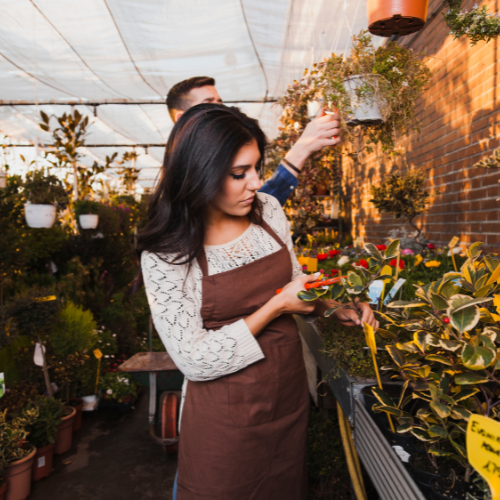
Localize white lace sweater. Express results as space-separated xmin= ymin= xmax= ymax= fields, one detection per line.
xmin=142 ymin=193 xmax=303 ymax=386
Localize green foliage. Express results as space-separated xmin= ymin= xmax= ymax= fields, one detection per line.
xmin=0 ymin=406 xmax=38 ymax=471
xmin=51 ymin=301 xmax=96 ymax=358
xmin=99 ymin=371 xmax=137 ymax=402
xmin=73 ymin=199 xmax=101 ymax=216
xmin=370 ymin=170 xmax=433 ymax=239
xmin=24 ymin=395 xmax=64 ymax=448
xmin=444 ymin=1 xmax=500 ymax=45
xmin=23 ymin=168 xmax=69 ymax=206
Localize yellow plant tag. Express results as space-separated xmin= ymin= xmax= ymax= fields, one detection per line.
xmin=381 ymin=265 xmax=393 ymax=284
xmin=449 ymin=236 xmax=460 ymax=248
xmin=93 ymin=349 xmax=103 ymax=359
xmin=307 ymin=258 xmax=318 ymax=273
xmin=364 ymin=322 xmax=377 ymax=353
xmin=35 ymin=295 xmax=56 ymax=302
xmin=467 ymin=414 xmax=500 ymax=500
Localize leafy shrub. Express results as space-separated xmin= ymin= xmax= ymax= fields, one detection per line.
xmin=23 ymin=168 xmax=69 ymax=206
xmin=24 ymin=395 xmax=64 ymax=448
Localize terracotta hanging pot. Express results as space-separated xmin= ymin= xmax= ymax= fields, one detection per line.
xmin=3 ymin=445 xmax=36 ymax=500
xmin=70 ymin=398 xmax=84 ymax=432
xmin=367 ymin=0 xmax=429 ymax=37
xmin=54 ymin=406 xmax=76 ymax=455
xmin=31 ymin=443 xmax=55 ymax=482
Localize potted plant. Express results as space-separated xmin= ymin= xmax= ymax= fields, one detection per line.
xmin=0 ymin=407 xmax=38 ymax=500
xmin=73 ymin=200 xmax=100 ymax=230
xmin=367 ymin=242 xmax=500 ymax=498
xmin=98 ymin=371 xmax=138 ymax=413
xmin=24 ymin=396 xmax=63 ymax=481
xmin=367 ymin=0 xmax=429 ymax=37
xmin=50 ymin=301 xmax=95 ymax=430
xmin=23 ymin=169 xmax=69 ymax=228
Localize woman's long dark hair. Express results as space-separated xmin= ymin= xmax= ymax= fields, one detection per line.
xmin=136 ymin=103 xmax=267 ymax=271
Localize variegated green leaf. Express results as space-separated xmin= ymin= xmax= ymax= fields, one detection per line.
xmin=447 ymin=294 xmax=481 ymax=333
xmin=439 ymin=339 xmax=462 ymax=352
xmin=430 ymin=401 xmax=451 ymax=418
xmin=385 ymin=240 xmax=400 ymax=259
xmin=397 ymin=342 xmax=420 ymax=353
xmin=429 ymin=448 xmax=455 ymax=457
xmin=397 ymin=423 xmax=412 ymax=434
xmin=411 ymin=428 xmax=433 ymax=441
xmin=428 ymin=425 xmax=448 ymax=439
xmin=467 ymin=241 xmax=483 ymax=259
xmin=425 ymin=354 xmax=453 ymax=366
xmin=450 ymin=406 xmax=471 ymax=421
xmin=453 ymin=388 xmax=479 ymax=403
xmin=388 ymin=300 xmax=427 ymax=308
xmin=297 ymin=290 xmax=319 ymax=302
xmin=364 ymin=243 xmax=384 ymax=262
xmin=462 ymin=343 xmax=496 ymax=370
xmin=376 ymin=328 xmax=397 ymax=340
xmin=371 ymin=387 xmax=394 ymax=407
xmin=455 ymin=373 xmax=489 ymax=385
xmin=430 ymin=292 xmax=449 ymax=310
xmin=386 ymin=345 xmax=406 ymax=368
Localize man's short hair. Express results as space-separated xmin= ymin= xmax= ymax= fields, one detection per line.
xmin=166 ymin=76 xmax=216 ymax=121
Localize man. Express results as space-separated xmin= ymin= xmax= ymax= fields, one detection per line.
xmin=166 ymin=76 xmax=341 ymax=206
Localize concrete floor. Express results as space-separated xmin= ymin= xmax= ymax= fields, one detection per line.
xmin=30 ymin=390 xmax=177 ymax=500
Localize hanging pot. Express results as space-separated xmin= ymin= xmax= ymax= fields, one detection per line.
xmin=70 ymin=398 xmax=84 ymax=432
xmin=3 ymin=445 xmax=36 ymax=500
xmin=79 ymin=214 xmax=99 ymax=229
xmin=367 ymin=0 xmax=429 ymax=37
xmin=24 ymin=204 xmax=56 ymax=228
xmin=31 ymin=443 xmax=54 ymax=482
xmin=0 ymin=171 xmax=6 ymax=189
xmin=54 ymin=406 xmax=76 ymax=455
xmin=344 ymin=76 xmax=384 ymax=126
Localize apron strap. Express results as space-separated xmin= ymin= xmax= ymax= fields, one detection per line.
xmin=196 ymin=217 xmax=285 ymax=277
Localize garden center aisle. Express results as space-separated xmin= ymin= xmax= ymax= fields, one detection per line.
xmin=29 ymin=390 xmax=177 ymax=500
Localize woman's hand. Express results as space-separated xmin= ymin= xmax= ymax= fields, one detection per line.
xmin=273 ymin=274 xmax=319 ymax=315
xmin=330 ymin=301 xmax=379 ymax=328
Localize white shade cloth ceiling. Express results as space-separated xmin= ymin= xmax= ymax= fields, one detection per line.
xmin=0 ymin=0 xmax=375 ymax=186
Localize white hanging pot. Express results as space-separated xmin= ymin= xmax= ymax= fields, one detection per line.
xmin=79 ymin=214 xmax=99 ymax=229
xmin=0 ymin=171 xmax=6 ymax=189
xmin=307 ymin=100 xmax=323 ymax=119
xmin=344 ymin=76 xmax=384 ymax=126
xmin=24 ymin=204 xmax=57 ymax=228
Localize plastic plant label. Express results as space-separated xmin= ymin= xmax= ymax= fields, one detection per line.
xmin=392 ymin=445 xmax=410 ymax=463
xmin=467 ymin=413 xmax=500 ymax=500
xmin=384 ymin=278 xmax=406 ymax=304
xmin=93 ymin=349 xmax=103 ymax=359
xmin=354 ymin=237 xmax=364 ymax=247
xmin=0 ymin=372 xmax=4 ymax=398
xmin=307 ymin=258 xmax=318 ymax=273
xmin=363 ymin=322 xmax=377 ymax=353
xmin=34 ymin=343 xmax=46 ymax=367
xmin=368 ymin=280 xmax=385 ymax=304
xmin=38 ymin=456 xmax=45 ymax=468
xmin=449 ymin=236 xmax=460 ymax=248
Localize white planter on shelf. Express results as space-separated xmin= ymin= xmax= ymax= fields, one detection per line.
xmin=79 ymin=214 xmax=99 ymax=229
xmin=24 ymin=204 xmax=57 ymax=228
xmin=344 ymin=76 xmax=384 ymax=126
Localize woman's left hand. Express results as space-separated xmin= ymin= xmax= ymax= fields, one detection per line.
xmin=330 ymin=301 xmax=379 ymax=329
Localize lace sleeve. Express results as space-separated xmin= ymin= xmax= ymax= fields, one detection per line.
xmin=141 ymin=251 xmax=265 ymax=381
xmin=258 ymin=193 xmax=304 ymax=281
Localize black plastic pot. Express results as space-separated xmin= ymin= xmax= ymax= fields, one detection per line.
xmin=409 ymin=454 xmax=453 ymax=499
xmin=430 ymin=476 xmax=471 ymax=500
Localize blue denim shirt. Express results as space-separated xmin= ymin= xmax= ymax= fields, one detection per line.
xmin=259 ymin=163 xmax=298 ymax=206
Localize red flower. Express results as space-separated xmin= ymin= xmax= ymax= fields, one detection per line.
xmin=389 ymin=259 xmax=405 ymax=269
xmin=357 ymin=259 xmax=369 ymax=269
xmin=330 ymin=269 xmax=339 ymax=275
xmin=329 ymin=249 xmax=341 ymax=257
xmin=317 ymin=253 xmax=328 ymax=261
xmin=427 ymin=244 xmax=436 ymax=250
xmin=376 ymin=244 xmax=387 ymax=251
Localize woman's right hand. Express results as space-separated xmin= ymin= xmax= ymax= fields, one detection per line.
xmin=272 ymin=274 xmax=319 ymax=315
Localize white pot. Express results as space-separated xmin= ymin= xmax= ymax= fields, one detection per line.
xmin=0 ymin=171 xmax=6 ymax=189
xmin=344 ymin=76 xmax=383 ymax=126
xmin=307 ymin=100 xmax=323 ymax=119
xmin=81 ymin=394 xmax=98 ymax=411
xmin=79 ymin=214 xmax=99 ymax=229
xmin=24 ymin=204 xmax=57 ymax=228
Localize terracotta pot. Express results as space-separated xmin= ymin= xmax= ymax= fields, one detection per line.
xmin=70 ymin=398 xmax=84 ymax=432
xmin=31 ymin=443 xmax=54 ymax=482
xmin=54 ymin=406 xmax=76 ymax=455
xmin=367 ymin=0 xmax=429 ymax=37
xmin=0 ymin=480 xmax=6 ymax=500
xmin=4 ymin=445 xmax=36 ymax=500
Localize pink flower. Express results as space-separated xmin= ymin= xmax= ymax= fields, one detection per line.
xmin=401 ymin=249 xmax=414 ymax=255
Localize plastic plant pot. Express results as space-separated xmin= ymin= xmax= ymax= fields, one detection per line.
xmin=344 ymin=76 xmax=384 ymax=126
xmin=3 ymin=445 xmax=36 ymax=500
xmin=408 ymin=453 xmax=457 ymax=498
xmin=24 ymin=204 xmax=56 ymax=228
xmin=79 ymin=214 xmax=99 ymax=229
xmin=367 ymin=0 xmax=429 ymax=37
xmin=32 ymin=443 xmax=54 ymax=482
xmin=54 ymin=406 xmax=76 ymax=455
xmin=69 ymin=398 xmax=84 ymax=431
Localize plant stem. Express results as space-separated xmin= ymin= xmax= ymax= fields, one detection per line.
xmin=37 ymin=333 xmax=53 ymax=398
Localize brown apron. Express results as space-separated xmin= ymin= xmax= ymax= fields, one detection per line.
xmin=177 ymin=219 xmax=309 ymax=500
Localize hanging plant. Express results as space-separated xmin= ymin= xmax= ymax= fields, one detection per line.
xmin=266 ymin=32 xmax=432 ymax=237
xmin=444 ymin=0 xmax=500 ymax=45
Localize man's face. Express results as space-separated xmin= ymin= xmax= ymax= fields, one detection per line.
xmin=174 ymin=85 xmax=222 ymax=122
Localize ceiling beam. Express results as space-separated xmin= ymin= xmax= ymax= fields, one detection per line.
xmin=0 ymin=99 xmax=277 ymax=106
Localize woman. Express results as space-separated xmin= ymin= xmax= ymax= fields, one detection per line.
xmin=137 ymin=104 xmax=378 ymax=500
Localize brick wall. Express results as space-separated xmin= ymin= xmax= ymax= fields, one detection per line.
xmin=341 ymin=0 xmax=500 ymax=249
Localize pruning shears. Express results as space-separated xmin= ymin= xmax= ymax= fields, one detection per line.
xmin=276 ymin=276 xmax=345 ymax=295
